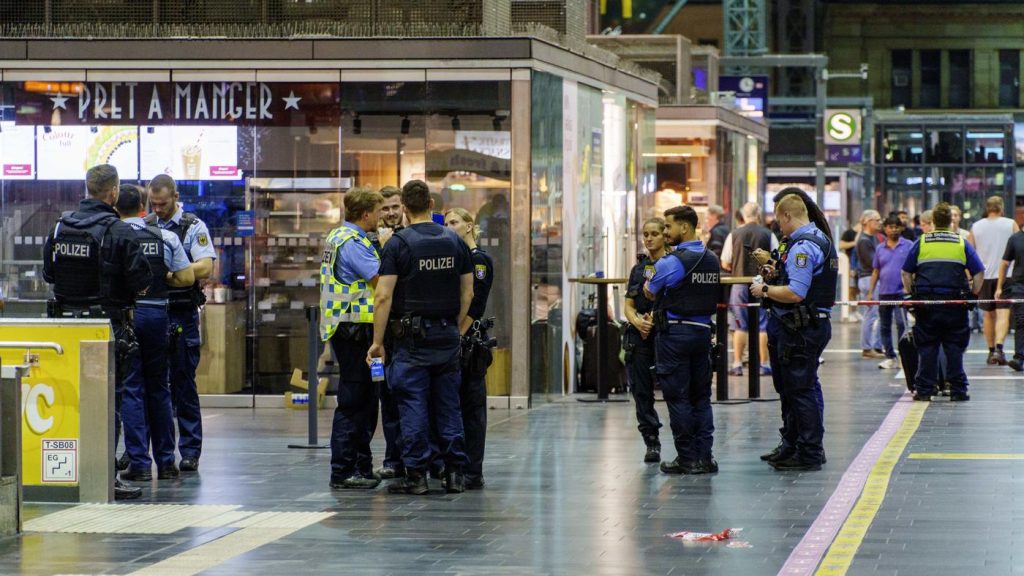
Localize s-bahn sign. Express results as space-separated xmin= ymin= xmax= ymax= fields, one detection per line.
xmin=824 ymin=109 xmax=862 ymax=145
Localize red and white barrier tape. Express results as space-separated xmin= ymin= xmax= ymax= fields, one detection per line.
xmin=719 ymin=298 xmax=1024 ymax=309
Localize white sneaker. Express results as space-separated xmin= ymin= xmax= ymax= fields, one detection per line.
xmin=878 ymin=358 xmax=897 ymax=369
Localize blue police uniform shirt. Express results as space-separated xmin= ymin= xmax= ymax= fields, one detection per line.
xmin=125 ymin=216 xmax=192 ymax=306
xmin=333 ymin=221 xmax=380 ymax=284
xmin=647 ymin=239 xmax=712 ymax=324
xmin=155 ymin=205 xmax=218 ymax=263
xmin=782 ymin=222 xmax=832 ymax=313
xmin=901 ymin=231 xmax=985 ymax=284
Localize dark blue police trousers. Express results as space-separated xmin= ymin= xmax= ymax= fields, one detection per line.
xmin=626 ymin=332 xmax=661 ymax=442
xmin=168 ymin=307 xmax=203 ymax=460
xmin=328 ymin=333 xmax=378 ymax=480
xmin=387 ymin=323 xmax=468 ymax=472
xmin=766 ymin=315 xmax=829 ymax=464
xmin=913 ymin=305 xmax=970 ymax=396
xmin=655 ymin=323 xmax=714 ymax=463
xmin=122 ymin=304 xmax=176 ymax=471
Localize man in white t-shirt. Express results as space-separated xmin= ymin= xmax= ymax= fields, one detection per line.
xmin=970 ymin=195 xmax=1020 ymax=365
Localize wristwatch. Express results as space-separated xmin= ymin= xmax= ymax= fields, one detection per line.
xmin=760 ymin=284 xmax=770 ymax=298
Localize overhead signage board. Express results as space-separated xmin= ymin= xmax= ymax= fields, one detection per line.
xmin=140 ymin=125 xmax=239 ymax=181
xmin=718 ymin=75 xmax=769 ymax=119
xmin=825 ymin=109 xmax=862 ymax=145
xmin=1 ymin=125 xmax=36 ymax=179
xmin=36 ymin=126 xmax=139 ymax=181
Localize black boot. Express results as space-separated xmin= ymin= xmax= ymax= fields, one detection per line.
xmin=388 ymin=470 xmax=429 ymax=495
xmin=643 ymin=435 xmax=661 ymax=463
xmin=443 ymin=468 xmax=465 ymax=494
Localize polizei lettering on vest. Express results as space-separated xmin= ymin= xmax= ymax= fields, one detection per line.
xmin=690 ymin=272 xmax=719 ymax=284
xmin=141 ymin=241 xmax=160 ymax=256
xmin=54 ymin=242 xmax=90 ymax=257
xmin=419 ymin=257 xmax=455 ymax=271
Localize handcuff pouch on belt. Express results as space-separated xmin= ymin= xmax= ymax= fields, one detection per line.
xmin=461 ymin=317 xmax=496 ymax=377
xmin=652 ymin=309 xmax=669 ymax=333
xmin=389 ymin=314 xmax=426 ymax=340
xmin=779 ymin=304 xmax=819 ymax=332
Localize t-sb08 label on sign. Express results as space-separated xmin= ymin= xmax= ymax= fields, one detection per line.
xmin=41 ymin=439 xmax=78 ymax=483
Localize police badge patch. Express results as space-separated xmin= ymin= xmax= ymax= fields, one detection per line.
xmin=795 ymin=253 xmax=809 ymax=268
xmin=197 ymin=233 xmax=210 ymax=247
xmin=644 ymin=265 xmax=655 ymax=279
xmin=475 ymin=264 xmax=487 ymax=280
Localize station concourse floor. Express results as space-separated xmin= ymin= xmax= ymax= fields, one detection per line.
xmin=3 ymin=322 xmax=1024 ymax=576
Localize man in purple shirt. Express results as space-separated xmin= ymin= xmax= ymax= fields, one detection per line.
xmin=868 ymin=215 xmax=914 ymax=368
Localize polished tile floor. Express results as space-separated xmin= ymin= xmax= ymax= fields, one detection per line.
xmin=2 ymin=323 xmax=1023 ymax=575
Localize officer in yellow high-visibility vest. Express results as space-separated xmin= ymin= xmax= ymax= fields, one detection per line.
xmin=320 ymin=187 xmax=384 ymax=489
xmin=901 ymin=202 xmax=985 ymax=402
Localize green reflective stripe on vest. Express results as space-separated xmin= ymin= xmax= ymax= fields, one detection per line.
xmin=319 ymin=225 xmax=378 ymax=341
xmin=918 ymin=231 xmax=967 ymax=264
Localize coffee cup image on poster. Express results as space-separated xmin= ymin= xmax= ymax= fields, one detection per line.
xmin=36 ymin=126 xmax=139 ymax=180
xmin=140 ymin=126 xmax=239 ymax=180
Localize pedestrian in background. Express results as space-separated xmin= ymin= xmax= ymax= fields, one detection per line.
xmin=857 ymin=210 xmax=884 ymax=358
xmin=868 ymin=215 xmax=913 ymax=369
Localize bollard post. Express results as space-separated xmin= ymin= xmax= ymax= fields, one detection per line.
xmin=715 ymin=294 xmax=729 ymax=401
xmin=747 ymin=302 xmax=761 ymax=399
xmin=288 ymin=306 xmax=327 ymax=449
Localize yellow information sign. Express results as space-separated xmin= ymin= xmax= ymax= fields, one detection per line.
xmin=0 ymin=322 xmax=110 ymax=486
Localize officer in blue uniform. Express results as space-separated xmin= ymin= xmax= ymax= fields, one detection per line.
xmin=445 ymin=207 xmax=494 ymax=490
xmin=901 ymin=202 xmax=984 ymax=401
xmin=643 ymin=206 xmax=720 ymax=475
xmin=43 ymin=164 xmax=152 ymax=500
xmin=146 ymin=174 xmax=217 ymax=472
xmin=625 ymin=217 xmax=666 ymax=463
xmin=115 ymin=185 xmax=194 ymax=482
xmin=321 ymin=187 xmax=384 ymax=489
xmin=752 ymin=192 xmax=837 ymax=471
xmin=368 ymin=180 xmax=474 ymax=495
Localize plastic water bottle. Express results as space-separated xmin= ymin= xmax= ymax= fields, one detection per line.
xmin=370 ymin=358 xmax=385 ymax=382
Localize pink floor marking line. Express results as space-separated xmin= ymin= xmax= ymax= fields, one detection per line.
xmin=777 ymin=392 xmax=913 ymax=576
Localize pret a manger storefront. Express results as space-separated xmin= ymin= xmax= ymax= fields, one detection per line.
xmin=0 ymin=38 xmax=658 ymax=407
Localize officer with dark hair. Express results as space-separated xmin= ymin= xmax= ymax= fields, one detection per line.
xmin=368 ymin=179 xmax=474 ymax=495
xmin=115 ymin=185 xmax=194 ymax=483
xmin=42 ymin=164 xmax=153 ymax=500
xmin=752 ymin=192 xmax=837 ymax=471
xmin=625 ymin=217 xmax=666 ymax=463
xmin=146 ymin=174 xmax=217 ymax=473
xmin=901 ymin=202 xmax=984 ymax=401
xmin=643 ymin=205 xmax=721 ymax=475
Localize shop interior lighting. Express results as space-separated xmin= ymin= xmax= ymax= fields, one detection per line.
xmin=451 ymin=115 xmax=461 ymax=131
xmin=353 ymin=115 xmax=362 ymax=135
xmin=401 ymin=116 xmax=410 ymax=135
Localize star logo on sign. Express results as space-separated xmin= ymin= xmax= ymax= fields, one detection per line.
xmin=50 ymin=92 xmax=69 ymax=110
xmin=282 ymin=91 xmax=302 ymax=111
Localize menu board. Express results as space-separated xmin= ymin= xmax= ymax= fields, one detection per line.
xmin=36 ymin=126 xmax=139 ymax=181
xmin=140 ymin=126 xmax=239 ymax=181
xmin=0 ymin=125 xmax=36 ymax=179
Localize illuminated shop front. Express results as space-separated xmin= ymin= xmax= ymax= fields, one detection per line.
xmin=0 ymin=38 xmax=657 ymax=406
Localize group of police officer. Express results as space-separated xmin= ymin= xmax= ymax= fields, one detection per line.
xmin=624 ymin=189 xmax=983 ymax=474
xmin=43 ymin=165 xmax=214 ymax=499
xmin=319 ymin=180 xmax=495 ymax=495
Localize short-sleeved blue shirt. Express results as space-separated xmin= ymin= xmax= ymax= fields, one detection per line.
xmin=333 ymin=222 xmax=380 ymax=284
xmin=125 ymin=216 xmax=192 ymax=305
xmin=783 ymin=223 xmax=831 ymax=312
xmin=155 ymin=205 xmax=218 ymax=262
xmin=647 ymin=239 xmax=712 ymax=323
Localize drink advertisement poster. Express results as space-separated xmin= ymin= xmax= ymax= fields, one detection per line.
xmin=140 ymin=125 xmax=239 ymax=180
xmin=36 ymin=126 xmax=139 ymax=181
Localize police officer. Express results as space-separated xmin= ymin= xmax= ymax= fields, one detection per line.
xmin=146 ymin=174 xmax=217 ymax=472
xmin=901 ymin=202 xmax=984 ymax=401
xmin=624 ymin=217 xmax=666 ymax=463
xmin=751 ymin=192 xmax=837 ymax=471
xmin=445 ymin=207 xmax=494 ymax=489
xmin=368 ymin=180 xmax=474 ymax=495
xmin=373 ymin=185 xmax=404 ymax=480
xmin=643 ymin=206 xmax=720 ymax=475
xmin=115 ymin=185 xmax=194 ymax=482
xmin=321 ymin=187 xmax=384 ymax=489
xmin=42 ymin=164 xmax=153 ymax=500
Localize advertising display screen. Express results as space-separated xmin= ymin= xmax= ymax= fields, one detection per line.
xmin=36 ymin=126 xmax=139 ymax=181
xmin=0 ymin=125 xmax=36 ymax=179
xmin=140 ymin=125 xmax=239 ymax=180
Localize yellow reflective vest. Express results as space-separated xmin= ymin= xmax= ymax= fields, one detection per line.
xmin=319 ymin=225 xmax=378 ymax=341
